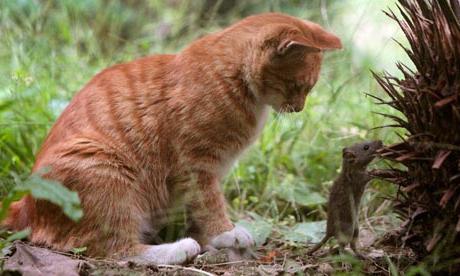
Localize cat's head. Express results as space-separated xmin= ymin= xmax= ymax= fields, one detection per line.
xmin=243 ymin=14 xmax=342 ymax=113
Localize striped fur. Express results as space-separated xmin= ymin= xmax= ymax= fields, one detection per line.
xmin=3 ymin=13 xmax=341 ymax=260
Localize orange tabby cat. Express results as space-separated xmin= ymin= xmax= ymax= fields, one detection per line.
xmin=4 ymin=13 xmax=341 ymax=264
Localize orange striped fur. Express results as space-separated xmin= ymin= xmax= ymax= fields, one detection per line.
xmin=4 ymin=13 xmax=341 ymax=261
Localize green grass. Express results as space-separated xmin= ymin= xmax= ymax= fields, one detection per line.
xmin=1 ymin=0 xmax=407 ymax=250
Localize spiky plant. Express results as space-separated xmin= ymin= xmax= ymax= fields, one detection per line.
xmin=372 ymin=0 xmax=460 ymax=272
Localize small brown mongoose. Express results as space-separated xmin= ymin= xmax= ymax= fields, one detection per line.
xmin=307 ymin=140 xmax=383 ymax=256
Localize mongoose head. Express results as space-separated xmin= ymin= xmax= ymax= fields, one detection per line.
xmin=342 ymin=140 xmax=383 ymax=169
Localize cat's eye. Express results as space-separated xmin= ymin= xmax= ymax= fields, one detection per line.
xmin=363 ymin=145 xmax=370 ymax=150
xmin=290 ymin=83 xmax=305 ymax=93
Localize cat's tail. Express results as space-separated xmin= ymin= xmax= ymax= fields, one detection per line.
xmin=1 ymin=196 xmax=32 ymax=231
xmin=307 ymin=235 xmax=330 ymax=255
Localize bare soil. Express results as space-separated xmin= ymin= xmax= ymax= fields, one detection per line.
xmin=2 ymin=231 xmax=417 ymax=276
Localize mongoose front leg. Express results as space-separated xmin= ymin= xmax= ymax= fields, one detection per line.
xmin=185 ymin=170 xmax=254 ymax=250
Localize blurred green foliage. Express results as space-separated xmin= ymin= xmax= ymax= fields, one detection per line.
xmin=0 ymin=0 xmax=407 ymax=237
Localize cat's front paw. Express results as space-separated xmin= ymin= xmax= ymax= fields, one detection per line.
xmin=133 ymin=238 xmax=201 ymax=265
xmin=210 ymin=225 xmax=255 ymax=249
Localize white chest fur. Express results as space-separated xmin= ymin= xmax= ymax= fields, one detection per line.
xmin=215 ymin=105 xmax=269 ymax=179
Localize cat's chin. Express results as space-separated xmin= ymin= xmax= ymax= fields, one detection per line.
xmin=272 ymin=105 xmax=304 ymax=113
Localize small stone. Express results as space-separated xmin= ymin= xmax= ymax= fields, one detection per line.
xmin=367 ymin=249 xmax=385 ymax=258
xmin=318 ymin=263 xmax=334 ymax=274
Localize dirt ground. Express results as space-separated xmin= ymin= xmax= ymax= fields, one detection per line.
xmin=2 ymin=230 xmax=417 ymax=276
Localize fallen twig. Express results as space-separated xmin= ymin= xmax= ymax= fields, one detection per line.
xmin=158 ymin=264 xmax=216 ymax=276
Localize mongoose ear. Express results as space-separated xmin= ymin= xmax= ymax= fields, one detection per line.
xmin=343 ymin=149 xmax=356 ymax=162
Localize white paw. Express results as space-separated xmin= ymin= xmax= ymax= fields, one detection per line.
xmin=136 ymin=238 xmax=201 ymax=265
xmin=170 ymin=238 xmax=201 ymax=264
xmin=210 ymin=225 xmax=255 ymax=249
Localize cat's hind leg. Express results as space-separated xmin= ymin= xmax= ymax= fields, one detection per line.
xmin=26 ymin=138 xmax=168 ymax=259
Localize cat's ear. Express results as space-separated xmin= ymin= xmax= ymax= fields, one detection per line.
xmin=277 ymin=37 xmax=320 ymax=56
xmin=276 ymin=31 xmax=341 ymax=56
xmin=312 ymin=30 xmax=342 ymax=51
xmin=304 ymin=21 xmax=342 ymax=50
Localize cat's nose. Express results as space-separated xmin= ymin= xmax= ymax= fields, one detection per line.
xmin=293 ymin=105 xmax=303 ymax=112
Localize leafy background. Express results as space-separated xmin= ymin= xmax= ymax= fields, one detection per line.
xmin=0 ymin=0 xmax=409 ymax=246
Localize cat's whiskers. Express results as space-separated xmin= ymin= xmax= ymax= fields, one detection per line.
xmin=269 ymin=109 xmax=292 ymax=136
xmin=270 ymin=111 xmax=284 ymax=132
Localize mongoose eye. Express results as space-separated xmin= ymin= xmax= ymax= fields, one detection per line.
xmin=363 ymin=145 xmax=370 ymax=150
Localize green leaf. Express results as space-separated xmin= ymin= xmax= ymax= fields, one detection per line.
xmin=0 ymin=99 xmax=14 ymax=112
xmin=71 ymin=246 xmax=87 ymax=255
xmin=275 ymin=174 xmax=327 ymax=207
xmin=236 ymin=218 xmax=272 ymax=246
xmin=276 ymin=183 xmax=327 ymax=207
xmin=282 ymin=220 xmax=326 ymax=244
xmin=16 ymin=172 xmax=83 ymax=221
xmin=0 ymin=229 xmax=31 ymax=257
xmin=6 ymin=228 xmax=31 ymax=243
xmin=0 ymin=189 xmax=28 ymax=221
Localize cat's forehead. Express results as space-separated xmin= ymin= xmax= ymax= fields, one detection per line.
xmin=236 ymin=13 xmax=342 ymax=50
xmin=238 ymin=13 xmax=311 ymax=30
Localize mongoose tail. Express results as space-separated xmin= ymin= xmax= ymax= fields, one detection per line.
xmin=307 ymin=234 xmax=331 ymax=255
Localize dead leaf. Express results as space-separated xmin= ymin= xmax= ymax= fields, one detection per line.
xmin=402 ymin=182 xmax=420 ymax=193
xmin=426 ymin=234 xmax=442 ymax=252
xmin=434 ymin=95 xmax=457 ymax=108
xmin=358 ymin=228 xmax=377 ymax=248
xmin=367 ymin=249 xmax=385 ymax=258
xmin=283 ymin=259 xmax=303 ymax=274
xmin=4 ymin=241 xmax=91 ymax=276
xmin=432 ymin=150 xmax=451 ymax=169
xmin=439 ymin=187 xmax=456 ymax=208
xmin=257 ymin=264 xmax=283 ymax=275
xmin=257 ymin=250 xmax=280 ymax=263
xmin=396 ymin=152 xmax=417 ymax=162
